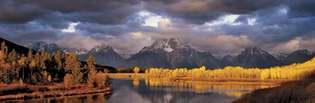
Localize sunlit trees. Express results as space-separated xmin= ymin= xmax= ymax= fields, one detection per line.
xmin=0 ymin=41 xmax=111 ymax=90
xmin=54 ymin=50 xmax=63 ymax=70
xmin=0 ymin=44 xmax=9 ymax=83
xmin=146 ymin=58 xmax=315 ymax=81
xmin=17 ymin=55 xmax=27 ymax=81
xmin=87 ymin=54 xmax=96 ymax=88
xmin=94 ymin=73 xmax=109 ymax=88
xmin=64 ymin=74 xmax=74 ymax=89
xmin=1 ymin=42 xmax=8 ymax=54
xmin=0 ymin=50 xmax=8 ymax=83
xmin=64 ymin=52 xmax=83 ymax=85
xmin=134 ymin=67 xmax=140 ymax=74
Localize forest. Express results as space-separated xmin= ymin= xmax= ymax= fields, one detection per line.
xmin=0 ymin=42 xmax=111 ymax=100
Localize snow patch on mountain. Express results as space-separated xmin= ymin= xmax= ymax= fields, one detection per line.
xmin=164 ymin=47 xmax=174 ymax=52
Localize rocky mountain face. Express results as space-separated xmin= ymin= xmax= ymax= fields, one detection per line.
xmin=128 ymin=38 xmax=222 ymax=68
xmin=31 ymin=41 xmax=59 ymax=53
xmin=221 ymin=48 xmax=315 ymax=68
xmin=31 ymin=41 xmax=88 ymax=55
xmin=79 ymin=45 xmax=126 ymax=67
xmin=30 ymin=42 xmax=126 ymax=67
xmin=234 ymin=47 xmax=280 ymax=68
xmin=221 ymin=55 xmax=235 ymax=66
xmin=29 ymin=38 xmax=315 ymax=69
xmin=283 ymin=49 xmax=313 ymax=65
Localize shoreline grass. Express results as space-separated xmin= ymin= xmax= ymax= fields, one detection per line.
xmin=0 ymin=83 xmax=112 ymax=101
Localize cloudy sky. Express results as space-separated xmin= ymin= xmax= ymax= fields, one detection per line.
xmin=0 ymin=0 xmax=315 ymax=56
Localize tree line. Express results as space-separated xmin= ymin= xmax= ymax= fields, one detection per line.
xmin=0 ymin=42 xmax=109 ymax=88
xmin=145 ymin=58 xmax=315 ymax=81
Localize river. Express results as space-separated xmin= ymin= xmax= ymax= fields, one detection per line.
xmin=5 ymin=79 xmax=277 ymax=103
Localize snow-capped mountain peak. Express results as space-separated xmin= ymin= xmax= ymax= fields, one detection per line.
xmin=91 ymin=45 xmax=115 ymax=53
xmin=141 ymin=38 xmax=191 ymax=52
xmin=31 ymin=41 xmax=59 ymax=53
xmin=243 ymin=47 xmax=269 ymax=55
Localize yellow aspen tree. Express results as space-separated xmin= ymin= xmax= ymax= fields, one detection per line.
xmin=64 ymin=52 xmax=83 ymax=84
xmin=87 ymin=54 xmax=96 ymax=88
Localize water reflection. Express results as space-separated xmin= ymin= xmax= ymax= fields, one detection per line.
xmin=2 ymin=78 xmax=278 ymax=103
xmin=109 ymin=81 xmax=235 ymax=103
xmin=142 ymin=78 xmax=276 ymax=97
xmin=108 ymin=79 xmax=277 ymax=103
xmin=108 ymin=87 xmax=151 ymax=103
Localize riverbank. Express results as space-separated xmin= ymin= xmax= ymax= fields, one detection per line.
xmin=107 ymin=73 xmax=145 ymax=79
xmin=233 ymin=74 xmax=315 ymax=103
xmin=233 ymin=79 xmax=315 ymax=103
xmin=0 ymin=83 xmax=112 ymax=101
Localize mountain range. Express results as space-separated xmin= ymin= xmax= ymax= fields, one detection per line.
xmin=29 ymin=38 xmax=315 ymax=69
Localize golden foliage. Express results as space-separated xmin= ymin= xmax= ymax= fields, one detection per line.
xmin=88 ymin=73 xmax=110 ymax=88
xmin=87 ymin=54 xmax=96 ymax=88
xmin=64 ymin=52 xmax=83 ymax=84
xmin=145 ymin=58 xmax=315 ymax=81
xmin=133 ymin=67 xmax=140 ymax=74
xmin=64 ymin=74 xmax=74 ymax=89
xmin=0 ymin=42 xmax=111 ymax=89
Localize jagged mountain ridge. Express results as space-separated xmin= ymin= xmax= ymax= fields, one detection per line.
xmin=128 ymin=38 xmax=222 ymax=68
xmin=28 ymin=38 xmax=315 ymax=69
xmin=79 ymin=45 xmax=127 ymax=67
xmin=31 ymin=41 xmax=59 ymax=53
xmin=234 ymin=47 xmax=280 ymax=68
xmin=31 ymin=41 xmax=88 ymax=55
xmin=284 ymin=49 xmax=313 ymax=65
xmin=30 ymin=42 xmax=126 ymax=67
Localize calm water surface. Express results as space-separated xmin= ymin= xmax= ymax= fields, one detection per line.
xmin=4 ymin=79 xmax=276 ymax=103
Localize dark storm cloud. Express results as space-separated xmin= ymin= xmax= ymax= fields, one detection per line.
xmin=0 ymin=0 xmax=315 ymax=55
xmin=0 ymin=21 xmax=60 ymax=43
xmin=0 ymin=0 xmax=44 ymax=23
xmin=1 ymin=0 xmax=315 ymax=24
xmin=285 ymin=0 xmax=315 ymax=17
xmin=143 ymin=0 xmax=281 ymax=24
xmin=0 ymin=0 xmax=140 ymax=24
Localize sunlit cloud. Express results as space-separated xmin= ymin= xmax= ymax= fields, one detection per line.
xmin=61 ymin=22 xmax=80 ymax=33
xmin=204 ymin=14 xmax=242 ymax=27
xmin=137 ymin=10 xmax=172 ymax=28
xmin=130 ymin=32 xmax=144 ymax=39
xmin=247 ymin=18 xmax=257 ymax=26
xmin=273 ymin=37 xmax=315 ymax=53
xmin=278 ymin=7 xmax=289 ymax=15
xmin=190 ymin=34 xmax=253 ymax=56
xmin=56 ymin=34 xmax=102 ymax=50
